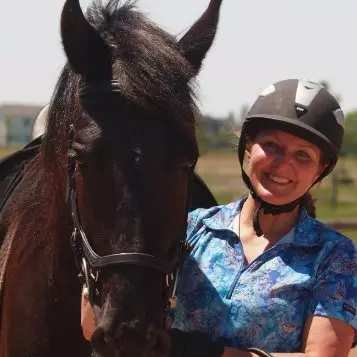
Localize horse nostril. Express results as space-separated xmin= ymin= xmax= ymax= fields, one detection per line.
xmin=92 ymin=322 xmax=170 ymax=357
xmin=149 ymin=329 xmax=171 ymax=357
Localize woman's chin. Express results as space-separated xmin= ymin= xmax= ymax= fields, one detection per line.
xmin=255 ymin=187 xmax=297 ymax=206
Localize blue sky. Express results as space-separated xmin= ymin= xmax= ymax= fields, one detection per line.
xmin=1 ymin=0 xmax=356 ymax=117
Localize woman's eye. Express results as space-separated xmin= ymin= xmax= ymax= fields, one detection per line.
xmin=296 ymin=151 xmax=311 ymax=161
xmin=264 ymin=141 xmax=279 ymax=150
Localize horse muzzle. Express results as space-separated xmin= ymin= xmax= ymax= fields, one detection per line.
xmin=91 ymin=319 xmax=170 ymax=357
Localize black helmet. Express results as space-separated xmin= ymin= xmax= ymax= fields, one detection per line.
xmin=238 ymin=79 xmax=345 ymax=234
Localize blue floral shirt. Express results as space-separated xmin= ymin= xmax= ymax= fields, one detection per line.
xmin=169 ymin=197 xmax=357 ymax=352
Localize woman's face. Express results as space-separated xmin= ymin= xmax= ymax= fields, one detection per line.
xmin=245 ymin=129 xmax=327 ymax=205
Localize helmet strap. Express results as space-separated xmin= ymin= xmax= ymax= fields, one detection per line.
xmin=241 ymin=170 xmax=303 ymax=236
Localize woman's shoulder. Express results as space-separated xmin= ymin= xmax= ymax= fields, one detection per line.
xmin=187 ymin=197 xmax=245 ymax=230
xmin=187 ymin=204 xmax=225 ymax=236
xmin=186 ymin=197 xmax=245 ymax=245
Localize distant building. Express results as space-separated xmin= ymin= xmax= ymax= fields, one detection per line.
xmin=0 ymin=104 xmax=44 ymax=147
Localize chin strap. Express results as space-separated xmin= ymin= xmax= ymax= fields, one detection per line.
xmin=238 ymin=135 xmax=303 ymax=236
xmin=241 ymin=171 xmax=302 ymax=236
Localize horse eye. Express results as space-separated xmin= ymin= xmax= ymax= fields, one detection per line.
xmin=181 ymin=158 xmax=197 ymax=170
xmin=181 ymin=151 xmax=198 ymax=170
xmin=182 ymin=163 xmax=195 ymax=170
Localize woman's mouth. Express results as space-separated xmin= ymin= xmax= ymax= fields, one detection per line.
xmin=265 ymin=173 xmax=292 ymax=185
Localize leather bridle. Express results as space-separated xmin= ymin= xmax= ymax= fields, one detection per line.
xmin=65 ymin=99 xmax=194 ymax=311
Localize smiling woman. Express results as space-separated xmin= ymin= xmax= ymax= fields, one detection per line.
xmin=244 ymin=129 xmax=327 ymax=208
xmin=159 ymin=79 xmax=357 ymax=357
xmin=237 ymin=79 xmax=345 ymax=233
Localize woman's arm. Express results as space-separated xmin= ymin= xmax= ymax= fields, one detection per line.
xmin=300 ymin=315 xmax=354 ymax=357
xmin=223 ymin=315 xmax=355 ymax=357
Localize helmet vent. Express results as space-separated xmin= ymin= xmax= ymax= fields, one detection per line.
xmin=260 ymin=84 xmax=276 ymax=97
xmin=294 ymin=104 xmax=307 ymax=118
xmin=333 ymin=108 xmax=345 ymax=129
xmin=295 ymin=79 xmax=322 ymax=108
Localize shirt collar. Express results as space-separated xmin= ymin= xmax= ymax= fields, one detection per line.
xmin=202 ymin=197 xmax=322 ymax=247
xmin=202 ymin=196 xmax=245 ymax=231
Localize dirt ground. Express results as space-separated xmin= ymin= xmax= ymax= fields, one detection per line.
xmin=350 ymin=347 xmax=357 ymax=357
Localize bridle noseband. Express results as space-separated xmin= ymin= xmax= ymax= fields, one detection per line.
xmin=66 ymin=123 xmax=193 ymax=311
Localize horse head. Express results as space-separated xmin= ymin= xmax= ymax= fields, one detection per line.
xmin=55 ymin=1 xmax=223 ymax=356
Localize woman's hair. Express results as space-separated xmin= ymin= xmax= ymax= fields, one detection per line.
xmin=300 ymin=192 xmax=316 ymax=218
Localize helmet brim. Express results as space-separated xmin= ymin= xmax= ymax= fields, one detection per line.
xmin=244 ymin=115 xmax=339 ymax=159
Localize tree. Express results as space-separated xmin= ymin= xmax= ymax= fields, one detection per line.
xmin=196 ymin=125 xmax=211 ymax=156
xmin=342 ymin=111 xmax=357 ymax=155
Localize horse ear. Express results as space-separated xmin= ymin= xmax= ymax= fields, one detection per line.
xmin=178 ymin=0 xmax=223 ymax=75
xmin=60 ymin=0 xmax=112 ymax=81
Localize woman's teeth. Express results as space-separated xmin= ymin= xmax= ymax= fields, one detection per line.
xmin=267 ymin=173 xmax=290 ymax=184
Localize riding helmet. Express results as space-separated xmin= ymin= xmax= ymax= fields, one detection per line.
xmin=238 ymin=79 xmax=345 ymax=233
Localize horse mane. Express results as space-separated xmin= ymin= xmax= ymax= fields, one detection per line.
xmin=5 ymin=0 xmax=200 ymax=257
xmin=3 ymin=67 xmax=76 ymax=276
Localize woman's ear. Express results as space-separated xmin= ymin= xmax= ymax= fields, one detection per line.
xmin=245 ymin=141 xmax=253 ymax=160
xmin=314 ymin=162 xmax=329 ymax=182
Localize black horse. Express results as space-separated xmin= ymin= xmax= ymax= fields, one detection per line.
xmin=0 ymin=1 xmax=222 ymax=356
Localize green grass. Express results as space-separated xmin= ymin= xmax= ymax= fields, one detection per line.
xmin=313 ymin=184 xmax=357 ymax=219
xmin=312 ymin=185 xmax=357 ymax=241
xmin=315 ymin=200 xmax=357 ymax=220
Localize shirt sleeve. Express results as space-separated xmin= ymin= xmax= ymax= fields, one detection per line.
xmin=309 ymin=237 xmax=357 ymax=346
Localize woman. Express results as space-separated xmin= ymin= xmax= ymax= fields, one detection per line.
xmin=168 ymin=79 xmax=356 ymax=357
xmin=82 ymin=79 xmax=357 ymax=357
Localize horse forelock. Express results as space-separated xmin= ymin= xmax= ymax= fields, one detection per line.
xmin=86 ymin=0 xmax=199 ymax=124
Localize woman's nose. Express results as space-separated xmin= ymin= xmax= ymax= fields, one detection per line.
xmin=273 ymin=149 xmax=292 ymax=165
